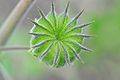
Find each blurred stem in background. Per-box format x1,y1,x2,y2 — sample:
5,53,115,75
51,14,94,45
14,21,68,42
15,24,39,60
0,0,35,46
0,46,29,52
0,0,35,80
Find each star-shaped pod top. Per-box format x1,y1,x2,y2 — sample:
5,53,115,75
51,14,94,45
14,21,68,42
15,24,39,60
29,2,94,68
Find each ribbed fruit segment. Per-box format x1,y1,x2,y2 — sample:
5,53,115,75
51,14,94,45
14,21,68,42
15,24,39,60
29,2,93,68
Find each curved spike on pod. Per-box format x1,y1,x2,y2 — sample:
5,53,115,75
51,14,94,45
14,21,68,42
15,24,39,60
52,0,55,13
68,34,96,38
41,42,54,58
64,9,84,30
65,40,92,52
38,8,45,18
32,39,52,48
28,33,52,36
29,19,50,32
51,1,57,26
67,21,94,33
38,8,55,30
62,1,70,24
65,43,84,64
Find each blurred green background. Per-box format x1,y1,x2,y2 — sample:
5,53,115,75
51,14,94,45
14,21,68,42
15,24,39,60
0,0,120,80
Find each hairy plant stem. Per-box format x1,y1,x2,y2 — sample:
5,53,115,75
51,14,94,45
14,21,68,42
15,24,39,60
0,46,30,52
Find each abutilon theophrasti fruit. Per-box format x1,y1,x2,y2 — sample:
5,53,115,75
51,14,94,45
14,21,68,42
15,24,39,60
29,1,94,68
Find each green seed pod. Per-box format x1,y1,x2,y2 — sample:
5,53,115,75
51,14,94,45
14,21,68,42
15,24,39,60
29,1,94,68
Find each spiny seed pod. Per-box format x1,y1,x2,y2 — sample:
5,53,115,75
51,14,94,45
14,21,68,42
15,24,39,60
29,1,94,68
